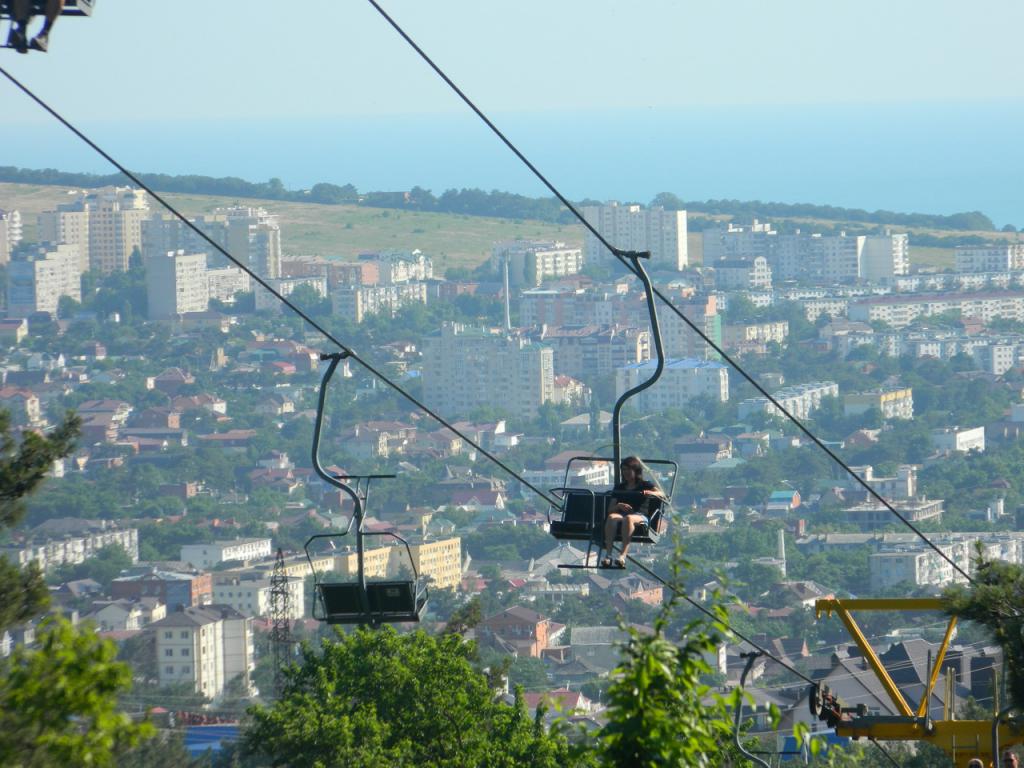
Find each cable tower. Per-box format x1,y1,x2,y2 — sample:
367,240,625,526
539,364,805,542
269,547,292,697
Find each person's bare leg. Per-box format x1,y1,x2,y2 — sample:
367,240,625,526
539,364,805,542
603,512,622,558
619,515,637,562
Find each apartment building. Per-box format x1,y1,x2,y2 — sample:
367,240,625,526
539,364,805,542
0,208,23,264
582,202,687,271
332,282,428,323
112,568,213,610
151,604,254,699
713,256,772,290
37,207,89,271
844,497,944,530
844,388,914,420
422,323,554,418
216,206,282,278
861,233,910,283
212,575,304,619
527,324,649,382
6,244,82,316
145,250,209,320
702,220,776,263
738,381,839,420
870,534,1024,590
661,293,722,360
1,518,138,572
206,266,251,303
358,250,433,285
53,187,150,274
931,426,986,454
333,536,462,590
615,358,729,411
849,291,1024,329
955,244,1024,273
492,240,584,287
722,321,789,353
180,538,273,569
254,276,327,313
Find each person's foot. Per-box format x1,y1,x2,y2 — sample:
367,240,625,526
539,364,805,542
29,32,49,52
7,25,28,53
614,558,626,569
600,556,613,568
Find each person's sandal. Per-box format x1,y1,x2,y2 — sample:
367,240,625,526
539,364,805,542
614,558,626,569
600,556,613,568
7,27,28,53
29,33,49,52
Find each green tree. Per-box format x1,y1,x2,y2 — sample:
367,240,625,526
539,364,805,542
243,626,578,767
591,546,748,767
0,617,154,767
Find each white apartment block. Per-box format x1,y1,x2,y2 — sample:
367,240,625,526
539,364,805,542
520,461,612,495
180,538,273,569
1,520,138,572
37,208,90,272
615,358,729,411
931,426,986,454
362,250,434,285
820,234,865,284
0,209,23,264
738,381,839,420
212,576,304,619
702,220,776,263
145,250,209,320
870,533,1024,591
332,282,428,323
955,245,1024,273
582,202,687,271
722,321,789,351
6,244,82,316
206,266,252,303
422,323,554,418
849,291,1024,329
844,388,914,420
528,324,650,383
332,537,462,591
151,604,254,699
492,240,584,287
713,256,772,290
861,233,910,283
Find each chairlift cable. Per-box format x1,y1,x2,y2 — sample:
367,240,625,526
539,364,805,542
0,63,561,511
363,0,975,586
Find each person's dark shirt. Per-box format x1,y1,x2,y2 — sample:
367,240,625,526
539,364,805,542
611,479,657,516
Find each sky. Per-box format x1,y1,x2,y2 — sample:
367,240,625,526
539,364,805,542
1,1,1022,222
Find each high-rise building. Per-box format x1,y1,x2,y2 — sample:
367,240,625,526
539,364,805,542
6,243,82,316
491,240,584,287
712,256,773,290
955,244,1024,273
145,250,209,320
582,202,687,271
615,358,729,411
820,233,866,284
0,209,23,264
661,293,721,360
332,282,428,323
422,323,554,418
65,187,150,274
861,233,910,283
216,207,282,279
37,208,90,272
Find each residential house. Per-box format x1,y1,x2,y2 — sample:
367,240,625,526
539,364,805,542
478,606,563,658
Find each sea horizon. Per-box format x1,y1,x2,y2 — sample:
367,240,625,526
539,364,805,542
3,102,1022,228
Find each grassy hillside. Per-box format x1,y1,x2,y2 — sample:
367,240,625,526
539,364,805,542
0,182,582,274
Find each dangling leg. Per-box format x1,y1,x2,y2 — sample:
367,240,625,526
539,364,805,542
602,511,623,567
29,0,62,51
616,514,642,566
8,0,29,52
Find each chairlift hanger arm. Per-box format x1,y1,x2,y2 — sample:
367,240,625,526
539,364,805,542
312,351,362,517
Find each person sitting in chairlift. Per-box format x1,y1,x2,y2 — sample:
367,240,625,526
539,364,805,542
601,456,664,568
6,0,64,53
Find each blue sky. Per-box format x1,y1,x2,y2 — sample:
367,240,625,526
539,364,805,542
2,0,1022,123
1,2,1022,224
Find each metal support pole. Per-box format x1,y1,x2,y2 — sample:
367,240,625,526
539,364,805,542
734,651,771,768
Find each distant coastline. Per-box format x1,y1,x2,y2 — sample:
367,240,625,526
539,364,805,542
3,103,1021,227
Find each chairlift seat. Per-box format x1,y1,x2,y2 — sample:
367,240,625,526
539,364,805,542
1,0,94,17
550,489,665,544
317,580,427,624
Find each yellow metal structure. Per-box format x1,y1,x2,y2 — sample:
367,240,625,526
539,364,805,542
814,598,1023,768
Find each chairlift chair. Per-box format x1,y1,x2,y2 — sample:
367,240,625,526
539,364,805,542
547,249,677,569
2,0,94,52
304,353,428,625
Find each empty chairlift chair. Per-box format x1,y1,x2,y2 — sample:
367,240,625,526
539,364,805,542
304,353,428,625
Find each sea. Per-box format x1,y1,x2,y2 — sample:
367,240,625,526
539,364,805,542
4,102,1023,228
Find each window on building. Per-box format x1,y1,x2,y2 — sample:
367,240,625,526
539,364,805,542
180,631,189,639
165,666,174,675
165,648,173,657
182,666,191,674
163,631,172,639
181,648,190,657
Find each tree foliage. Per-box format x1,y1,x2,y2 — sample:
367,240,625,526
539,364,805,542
943,549,1024,708
0,617,154,767
243,626,578,768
